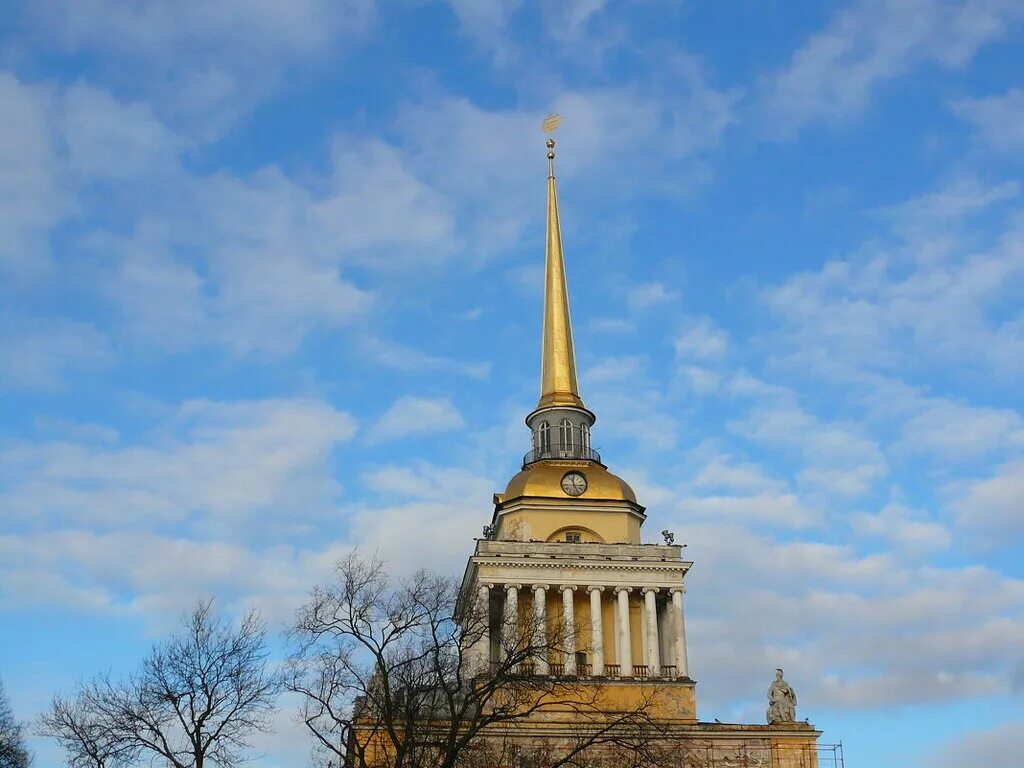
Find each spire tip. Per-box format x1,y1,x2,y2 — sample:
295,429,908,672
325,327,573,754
542,115,560,172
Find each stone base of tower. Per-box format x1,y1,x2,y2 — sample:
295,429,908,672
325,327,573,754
351,706,821,768
461,720,822,768
466,682,819,767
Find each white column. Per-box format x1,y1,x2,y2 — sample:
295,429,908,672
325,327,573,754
587,586,604,676
503,584,520,665
475,583,491,675
615,587,632,677
643,588,661,677
671,586,689,678
561,585,577,674
532,584,549,675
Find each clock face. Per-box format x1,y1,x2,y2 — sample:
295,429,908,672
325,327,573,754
561,471,588,497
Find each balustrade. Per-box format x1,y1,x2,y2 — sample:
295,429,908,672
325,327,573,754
484,661,685,679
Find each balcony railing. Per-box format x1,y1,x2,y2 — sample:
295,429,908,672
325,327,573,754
522,443,602,467
485,661,686,680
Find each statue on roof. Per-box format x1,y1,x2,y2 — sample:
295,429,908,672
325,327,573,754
766,668,797,724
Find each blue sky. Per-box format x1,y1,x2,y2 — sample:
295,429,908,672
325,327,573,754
1,1,1023,766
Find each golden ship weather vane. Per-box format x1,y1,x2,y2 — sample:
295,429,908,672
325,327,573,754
542,113,561,175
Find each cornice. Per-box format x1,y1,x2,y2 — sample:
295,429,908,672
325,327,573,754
472,557,690,574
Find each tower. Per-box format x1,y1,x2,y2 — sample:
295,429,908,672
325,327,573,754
455,130,825,766
462,132,695,715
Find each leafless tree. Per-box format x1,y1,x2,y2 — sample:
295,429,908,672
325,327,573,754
40,600,281,768
38,689,137,768
0,677,31,768
286,552,667,768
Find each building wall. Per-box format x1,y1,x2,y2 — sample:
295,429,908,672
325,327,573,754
497,507,641,545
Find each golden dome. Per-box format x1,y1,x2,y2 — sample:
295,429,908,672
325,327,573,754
499,461,638,504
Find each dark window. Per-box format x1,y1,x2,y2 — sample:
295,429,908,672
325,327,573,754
565,531,582,543
559,418,573,450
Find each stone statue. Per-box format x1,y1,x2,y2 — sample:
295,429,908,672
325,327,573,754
481,524,495,540
661,529,675,545
766,668,797,724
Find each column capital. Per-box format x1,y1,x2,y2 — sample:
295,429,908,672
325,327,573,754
532,583,550,592
669,586,686,595
559,584,578,592
586,585,605,594
641,586,661,596
480,582,494,590
505,583,522,591
614,586,632,595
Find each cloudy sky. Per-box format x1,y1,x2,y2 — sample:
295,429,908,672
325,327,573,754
1,1,1023,765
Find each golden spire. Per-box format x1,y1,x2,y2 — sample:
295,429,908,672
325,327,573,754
537,120,586,411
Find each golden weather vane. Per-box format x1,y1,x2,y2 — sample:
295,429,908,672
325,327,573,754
542,114,561,174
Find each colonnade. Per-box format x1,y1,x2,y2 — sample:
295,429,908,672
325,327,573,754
474,582,689,679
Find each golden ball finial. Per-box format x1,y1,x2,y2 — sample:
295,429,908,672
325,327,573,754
546,138,555,149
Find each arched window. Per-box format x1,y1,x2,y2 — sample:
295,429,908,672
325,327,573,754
559,418,573,452
538,421,551,454
581,423,590,452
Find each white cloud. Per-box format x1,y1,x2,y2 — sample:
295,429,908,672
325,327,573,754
357,336,491,379
952,460,1024,546
851,502,952,555
540,0,613,46
762,178,1024,383
675,520,1024,713
691,452,787,495
0,398,357,531
362,463,492,502
927,721,1024,768
677,491,819,529
759,0,1024,136
729,400,888,498
442,0,618,67
313,137,455,258
876,177,1019,246
952,87,1024,153
0,317,113,391
589,316,636,335
24,0,377,136
394,72,737,258
674,317,729,361
679,365,721,395
349,463,496,574
443,0,523,63
0,73,73,279
59,83,182,180
627,281,679,311
370,397,466,443
0,74,477,358
0,528,345,627
897,398,1024,461
584,355,646,383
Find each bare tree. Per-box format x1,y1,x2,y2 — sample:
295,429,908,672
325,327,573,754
286,552,665,768
0,677,31,768
41,601,281,768
38,689,137,768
